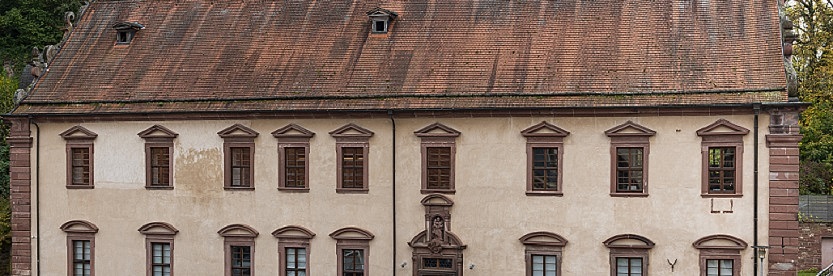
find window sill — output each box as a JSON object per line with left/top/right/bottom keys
{"left": 224, "top": 187, "right": 255, "bottom": 191}
{"left": 336, "top": 188, "right": 369, "bottom": 194}
{"left": 610, "top": 193, "right": 648, "bottom": 197}
{"left": 145, "top": 186, "right": 173, "bottom": 190}
{"left": 526, "top": 191, "right": 563, "bottom": 196}
{"left": 701, "top": 193, "right": 743, "bottom": 198}
{"left": 421, "top": 189, "right": 455, "bottom": 195}
{"left": 66, "top": 185, "right": 94, "bottom": 189}
{"left": 278, "top": 187, "right": 310, "bottom": 193}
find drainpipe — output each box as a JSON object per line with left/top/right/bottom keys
{"left": 388, "top": 110, "right": 397, "bottom": 275}
{"left": 752, "top": 104, "right": 760, "bottom": 276}
{"left": 29, "top": 116, "right": 40, "bottom": 276}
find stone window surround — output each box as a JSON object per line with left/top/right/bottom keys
{"left": 697, "top": 119, "right": 750, "bottom": 198}
{"left": 272, "top": 225, "right": 316, "bottom": 276}
{"left": 61, "top": 220, "right": 99, "bottom": 276}
{"left": 138, "top": 222, "right": 179, "bottom": 276}
{"left": 138, "top": 125, "right": 178, "bottom": 190}
{"left": 218, "top": 124, "right": 259, "bottom": 190}
{"left": 520, "top": 231, "right": 568, "bottom": 276}
{"left": 605, "top": 121, "right": 655, "bottom": 197}
{"left": 60, "top": 126, "right": 98, "bottom": 189}
{"left": 692, "top": 234, "right": 747, "bottom": 276}
{"left": 415, "top": 123, "right": 461, "bottom": 194}
{"left": 272, "top": 124, "right": 315, "bottom": 192}
{"left": 330, "top": 123, "right": 374, "bottom": 194}
{"left": 218, "top": 224, "right": 259, "bottom": 276}
{"left": 604, "top": 234, "right": 655, "bottom": 276}
{"left": 330, "top": 227, "right": 374, "bottom": 276}
{"left": 521, "top": 121, "right": 570, "bottom": 196}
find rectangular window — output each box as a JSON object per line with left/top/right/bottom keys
{"left": 73, "top": 240, "right": 92, "bottom": 276}
{"left": 151, "top": 242, "right": 171, "bottom": 276}
{"left": 422, "top": 258, "right": 453, "bottom": 269}
{"left": 708, "top": 147, "right": 735, "bottom": 193}
{"left": 616, "top": 257, "right": 643, "bottom": 276}
{"left": 341, "top": 147, "right": 364, "bottom": 189}
{"left": 230, "top": 246, "right": 251, "bottom": 276}
{"left": 284, "top": 147, "right": 307, "bottom": 188}
{"left": 150, "top": 147, "right": 170, "bottom": 187}
{"left": 706, "top": 259, "right": 733, "bottom": 276}
{"left": 616, "top": 147, "right": 644, "bottom": 192}
{"left": 230, "top": 147, "right": 251, "bottom": 187}
{"left": 342, "top": 249, "right": 365, "bottom": 276}
{"left": 426, "top": 147, "right": 452, "bottom": 190}
{"left": 531, "top": 255, "right": 557, "bottom": 276}
{"left": 285, "top": 248, "right": 307, "bottom": 276}
{"left": 71, "top": 148, "right": 91, "bottom": 186}
{"left": 531, "top": 148, "right": 559, "bottom": 191}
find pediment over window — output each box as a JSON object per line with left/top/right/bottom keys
{"left": 408, "top": 230, "right": 467, "bottom": 249}
{"left": 521, "top": 121, "right": 570, "bottom": 137}
{"left": 605, "top": 121, "right": 656, "bottom": 137}
{"left": 519, "top": 231, "right": 568, "bottom": 247}
{"left": 218, "top": 224, "right": 259, "bottom": 238}
{"left": 137, "top": 125, "right": 178, "bottom": 139}
{"left": 414, "top": 123, "right": 460, "bottom": 137}
{"left": 692, "top": 234, "right": 748, "bottom": 250}
{"left": 603, "top": 234, "right": 655, "bottom": 249}
{"left": 329, "top": 227, "right": 375, "bottom": 241}
{"left": 272, "top": 225, "right": 316, "bottom": 239}
{"left": 271, "top": 123, "right": 315, "bottom": 138}
{"left": 60, "top": 126, "right": 98, "bottom": 140}
{"left": 60, "top": 220, "right": 99, "bottom": 234}
{"left": 329, "top": 123, "right": 374, "bottom": 138}
{"left": 421, "top": 194, "right": 454, "bottom": 207}
{"left": 366, "top": 7, "right": 398, "bottom": 18}
{"left": 138, "top": 222, "right": 179, "bottom": 236}
{"left": 217, "top": 124, "right": 259, "bottom": 138}
{"left": 696, "top": 119, "right": 750, "bottom": 136}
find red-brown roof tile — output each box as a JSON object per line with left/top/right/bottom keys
{"left": 16, "top": 0, "right": 788, "bottom": 114}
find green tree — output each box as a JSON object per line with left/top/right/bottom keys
{"left": 0, "top": 0, "right": 83, "bottom": 75}
{"left": 787, "top": 0, "right": 833, "bottom": 194}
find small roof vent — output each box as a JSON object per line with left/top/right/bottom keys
{"left": 112, "top": 22, "right": 144, "bottom": 44}
{"left": 366, "top": 7, "right": 397, "bottom": 34}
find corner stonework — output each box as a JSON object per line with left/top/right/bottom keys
{"left": 766, "top": 108, "right": 802, "bottom": 276}
{"left": 5, "top": 118, "right": 32, "bottom": 276}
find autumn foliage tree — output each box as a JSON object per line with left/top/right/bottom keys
{"left": 786, "top": 0, "right": 833, "bottom": 194}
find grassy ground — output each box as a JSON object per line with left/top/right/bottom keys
{"left": 800, "top": 272, "right": 819, "bottom": 276}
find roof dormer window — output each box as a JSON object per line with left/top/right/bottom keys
{"left": 367, "top": 8, "right": 397, "bottom": 34}
{"left": 112, "top": 22, "right": 144, "bottom": 44}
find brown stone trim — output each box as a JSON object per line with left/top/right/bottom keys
{"left": 218, "top": 124, "right": 258, "bottom": 190}
{"left": 519, "top": 232, "right": 568, "bottom": 247}
{"left": 65, "top": 143, "right": 94, "bottom": 189}
{"left": 330, "top": 227, "right": 374, "bottom": 276}
{"left": 272, "top": 225, "right": 315, "bottom": 276}
{"left": 698, "top": 250, "right": 741, "bottom": 276}
{"left": 521, "top": 121, "right": 570, "bottom": 196}
{"left": 331, "top": 124, "right": 373, "bottom": 193}
{"left": 606, "top": 121, "right": 654, "bottom": 197}
{"left": 219, "top": 224, "right": 258, "bottom": 276}
{"left": 608, "top": 248, "right": 649, "bottom": 276}
{"left": 142, "top": 228, "right": 176, "bottom": 276}
{"left": 139, "top": 125, "right": 178, "bottom": 189}
{"left": 603, "top": 234, "right": 655, "bottom": 249}
{"left": 605, "top": 233, "right": 653, "bottom": 276}
{"left": 5, "top": 117, "right": 32, "bottom": 276}
{"left": 697, "top": 119, "right": 748, "bottom": 198}
{"left": 62, "top": 220, "right": 98, "bottom": 276}
{"left": 692, "top": 234, "right": 748, "bottom": 250}
{"left": 767, "top": 124, "right": 801, "bottom": 275}
{"left": 277, "top": 142, "right": 310, "bottom": 192}
{"left": 415, "top": 123, "right": 459, "bottom": 194}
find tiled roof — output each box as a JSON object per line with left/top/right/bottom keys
{"left": 16, "top": 0, "right": 788, "bottom": 114}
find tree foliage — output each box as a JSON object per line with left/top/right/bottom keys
{"left": 0, "top": 0, "right": 83, "bottom": 72}
{"left": 787, "top": 0, "right": 833, "bottom": 194}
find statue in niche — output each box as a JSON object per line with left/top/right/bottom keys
{"left": 427, "top": 216, "right": 445, "bottom": 254}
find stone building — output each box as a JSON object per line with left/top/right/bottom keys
{"left": 4, "top": 0, "right": 804, "bottom": 275}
